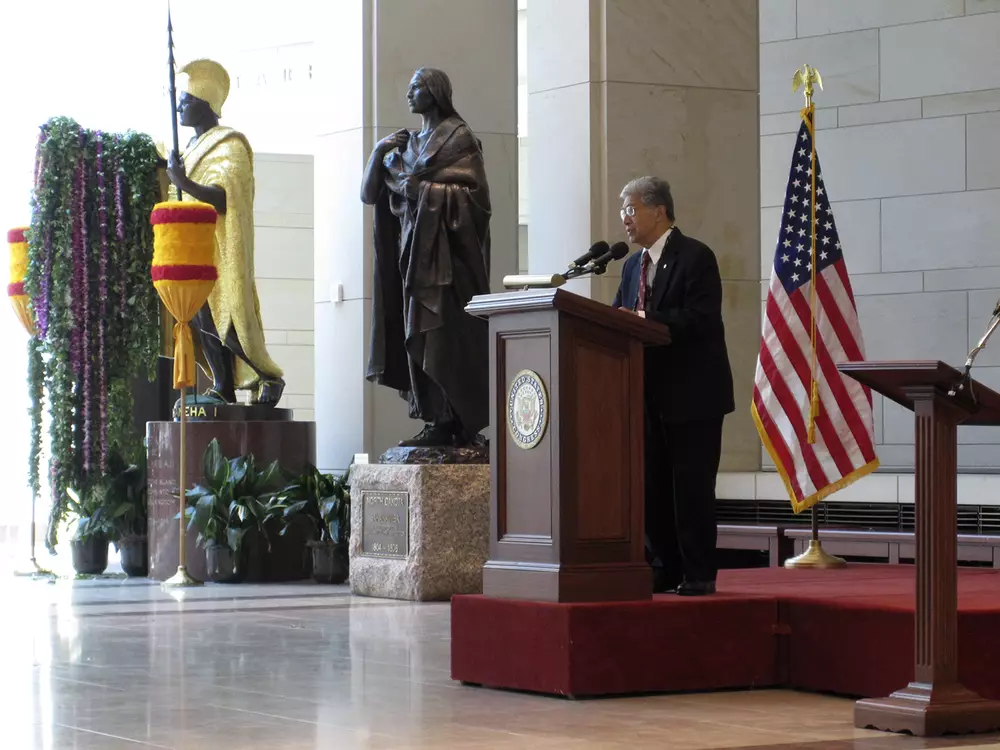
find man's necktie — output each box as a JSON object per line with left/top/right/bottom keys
{"left": 637, "top": 251, "right": 651, "bottom": 312}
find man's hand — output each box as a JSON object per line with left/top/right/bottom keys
{"left": 166, "top": 150, "right": 188, "bottom": 189}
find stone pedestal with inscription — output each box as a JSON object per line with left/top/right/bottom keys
{"left": 349, "top": 461, "right": 490, "bottom": 601}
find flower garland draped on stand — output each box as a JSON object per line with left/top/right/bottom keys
{"left": 25, "top": 116, "right": 162, "bottom": 553}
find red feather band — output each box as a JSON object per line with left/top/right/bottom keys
{"left": 150, "top": 206, "right": 218, "bottom": 226}
{"left": 151, "top": 265, "right": 218, "bottom": 282}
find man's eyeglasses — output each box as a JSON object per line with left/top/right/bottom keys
{"left": 619, "top": 205, "right": 636, "bottom": 219}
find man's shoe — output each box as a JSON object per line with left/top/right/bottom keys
{"left": 676, "top": 580, "right": 716, "bottom": 596}
{"left": 652, "top": 568, "right": 681, "bottom": 594}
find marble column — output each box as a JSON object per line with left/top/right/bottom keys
{"left": 313, "top": 0, "right": 518, "bottom": 471}
{"left": 527, "top": 0, "right": 761, "bottom": 470}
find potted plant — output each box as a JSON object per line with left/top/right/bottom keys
{"left": 65, "top": 486, "right": 112, "bottom": 575}
{"left": 276, "top": 464, "right": 352, "bottom": 584}
{"left": 104, "top": 453, "right": 149, "bottom": 577}
{"left": 183, "top": 439, "right": 286, "bottom": 582}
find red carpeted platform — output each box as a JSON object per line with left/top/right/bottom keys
{"left": 451, "top": 565, "right": 1000, "bottom": 699}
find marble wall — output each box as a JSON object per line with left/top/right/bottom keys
{"left": 254, "top": 154, "right": 314, "bottom": 421}
{"left": 759, "top": 0, "right": 1000, "bottom": 473}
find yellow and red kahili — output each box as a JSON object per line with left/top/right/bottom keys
{"left": 7, "top": 226, "right": 35, "bottom": 336}
{"left": 150, "top": 201, "right": 218, "bottom": 389}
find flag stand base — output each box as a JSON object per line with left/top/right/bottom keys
{"left": 784, "top": 507, "right": 846, "bottom": 569}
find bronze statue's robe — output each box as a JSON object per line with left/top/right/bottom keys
{"left": 367, "top": 116, "right": 491, "bottom": 436}
{"left": 173, "top": 126, "right": 283, "bottom": 389}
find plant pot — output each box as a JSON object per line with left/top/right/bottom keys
{"left": 118, "top": 536, "right": 148, "bottom": 577}
{"left": 71, "top": 533, "right": 109, "bottom": 575}
{"left": 206, "top": 543, "right": 242, "bottom": 583}
{"left": 310, "top": 542, "right": 349, "bottom": 584}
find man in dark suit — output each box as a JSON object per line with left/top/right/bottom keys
{"left": 612, "top": 176, "right": 735, "bottom": 596}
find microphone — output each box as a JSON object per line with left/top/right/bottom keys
{"left": 588, "top": 241, "right": 629, "bottom": 273}
{"left": 569, "top": 241, "right": 610, "bottom": 269}
{"left": 949, "top": 296, "right": 1000, "bottom": 401}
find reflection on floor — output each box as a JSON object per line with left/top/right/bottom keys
{"left": 3, "top": 574, "right": 1000, "bottom": 749}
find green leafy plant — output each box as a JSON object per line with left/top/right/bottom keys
{"left": 274, "top": 464, "right": 351, "bottom": 546}
{"left": 103, "top": 453, "right": 147, "bottom": 546}
{"left": 183, "top": 439, "right": 286, "bottom": 562}
{"left": 64, "top": 486, "right": 112, "bottom": 542}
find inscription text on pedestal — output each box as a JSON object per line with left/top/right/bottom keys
{"left": 361, "top": 490, "right": 410, "bottom": 559}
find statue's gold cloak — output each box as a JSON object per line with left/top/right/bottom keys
{"left": 173, "top": 126, "right": 282, "bottom": 388}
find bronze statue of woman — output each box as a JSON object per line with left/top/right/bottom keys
{"left": 361, "top": 68, "right": 491, "bottom": 448}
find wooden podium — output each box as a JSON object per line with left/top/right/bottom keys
{"left": 465, "top": 288, "right": 669, "bottom": 603}
{"left": 839, "top": 361, "right": 1000, "bottom": 736}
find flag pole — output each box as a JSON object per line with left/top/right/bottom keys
{"left": 783, "top": 63, "right": 846, "bottom": 571}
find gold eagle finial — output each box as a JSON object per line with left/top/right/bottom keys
{"left": 792, "top": 64, "right": 823, "bottom": 104}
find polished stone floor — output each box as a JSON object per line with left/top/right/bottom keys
{"left": 3, "top": 568, "right": 1000, "bottom": 749}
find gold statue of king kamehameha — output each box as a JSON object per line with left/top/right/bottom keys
{"left": 164, "top": 58, "right": 284, "bottom": 406}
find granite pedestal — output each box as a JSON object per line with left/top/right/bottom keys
{"left": 349, "top": 459, "right": 490, "bottom": 601}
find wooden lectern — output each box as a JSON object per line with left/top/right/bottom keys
{"left": 466, "top": 288, "right": 670, "bottom": 603}
{"left": 839, "top": 361, "right": 1000, "bottom": 736}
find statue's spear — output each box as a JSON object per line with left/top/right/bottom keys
{"left": 167, "top": 0, "right": 183, "bottom": 199}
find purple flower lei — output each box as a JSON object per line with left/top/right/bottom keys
{"left": 114, "top": 135, "right": 126, "bottom": 319}
{"left": 79, "top": 128, "right": 93, "bottom": 474}
{"left": 32, "top": 129, "right": 53, "bottom": 338}
{"left": 96, "top": 131, "right": 109, "bottom": 473}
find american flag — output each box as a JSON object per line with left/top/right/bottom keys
{"left": 752, "top": 110, "right": 879, "bottom": 513}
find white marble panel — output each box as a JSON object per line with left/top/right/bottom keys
{"left": 855, "top": 291, "right": 969, "bottom": 363}
{"left": 374, "top": 0, "right": 517, "bottom": 135}
{"left": 759, "top": 132, "right": 796, "bottom": 208}
{"left": 955, "top": 474, "right": 1000, "bottom": 506}
{"left": 925, "top": 267, "right": 1000, "bottom": 292}
{"left": 287, "top": 330, "right": 315, "bottom": 346}
{"left": 605, "top": 0, "right": 757, "bottom": 91}
{"left": 254, "top": 226, "right": 313, "bottom": 280}
{"left": 968, "top": 112, "right": 1000, "bottom": 190}
{"left": 314, "top": 299, "right": 369, "bottom": 471}
{"left": 837, "top": 99, "right": 922, "bottom": 128}
{"left": 882, "top": 400, "right": 914, "bottom": 445}
{"left": 716, "top": 471, "right": 756, "bottom": 500}
{"left": 760, "top": 108, "right": 837, "bottom": 136}
{"left": 795, "top": 0, "right": 963, "bottom": 37}
{"left": 776, "top": 117, "right": 965, "bottom": 204}
{"left": 811, "top": 473, "right": 899, "bottom": 505}
{"left": 875, "top": 444, "right": 914, "bottom": 471}
{"left": 606, "top": 84, "right": 759, "bottom": 282}
{"left": 527, "top": 83, "right": 596, "bottom": 273}
{"left": 256, "top": 279, "right": 313, "bottom": 330}
{"left": 880, "top": 13, "right": 1000, "bottom": 100}
{"left": 527, "top": 0, "right": 593, "bottom": 93}
{"left": 923, "top": 89, "right": 1000, "bottom": 118}
{"left": 759, "top": 31, "right": 878, "bottom": 114}
{"left": 759, "top": 0, "right": 796, "bottom": 43}
{"left": 253, "top": 155, "right": 314, "bottom": 216}
{"left": 958, "top": 445, "right": 1000, "bottom": 470}
{"left": 967, "top": 0, "right": 1000, "bottom": 12}
{"left": 848, "top": 272, "right": 923, "bottom": 296}
{"left": 882, "top": 190, "right": 1000, "bottom": 272}
{"left": 314, "top": 128, "right": 371, "bottom": 303}
{"left": 313, "top": 0, "right": 368, "bottom": 135}
{"left": 266, "top": 344, "right": 314, "bottom": 396}
{"left": 264, "top": 330, "right": 288, "bottom": 345}
{"left": 965, "top": 0, "right": 1000, "bottom": 11}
